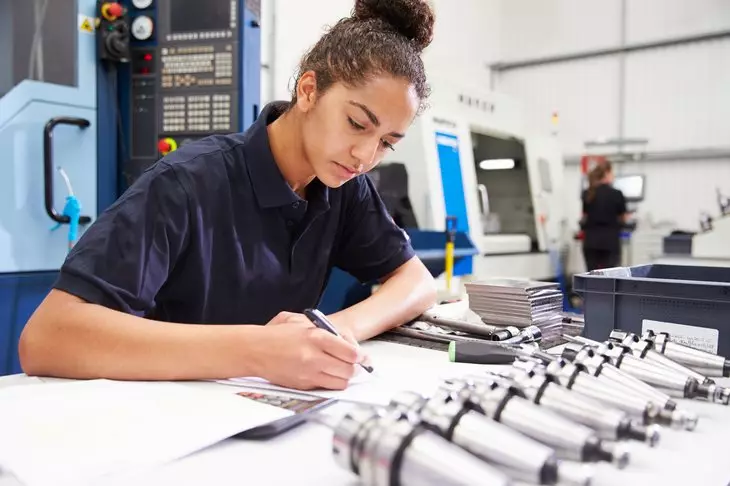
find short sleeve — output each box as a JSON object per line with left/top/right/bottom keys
{"left": 53, "top": 162, "right": 190, "bottom": 315}
{"left": 334, "top": 176, "right": 416, "bottom": 283}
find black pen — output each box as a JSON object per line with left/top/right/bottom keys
{"left": 303, "top": 308, "right": 374, "bottom": 373}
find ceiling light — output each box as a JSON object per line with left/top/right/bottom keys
{"left": 479, "top": 159, "right": 515, "bottom": 170}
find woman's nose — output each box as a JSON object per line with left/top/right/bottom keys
{"left": 351, "top": 138, "right": 380, "bottom": 168}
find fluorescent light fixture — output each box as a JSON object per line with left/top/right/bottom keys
{"left": 479, "top": 158, "right": 515, "bottom": 170}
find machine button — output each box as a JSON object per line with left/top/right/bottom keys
{"left": 157, "top": 138, "right": 178, "bottom": 155}
{"left": 132, "top": 0, "right": 154, "bottom": 9}
{"left": 131, "top": 15, "right": 154, "bottom": 41}
{"left": 101, "top": 2, "right": 124, "bottom": 21}
{"left": 292, "top": 202, "right": 299, "bottom": 209}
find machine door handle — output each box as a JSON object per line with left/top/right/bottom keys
{"left": 477, "top": 184, "right": 490, "bottom": 215}
{"left": 43, "top": 117, "right": 93, "bottom": 225}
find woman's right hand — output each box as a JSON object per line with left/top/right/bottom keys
{"left": 255, "top": 311, "right": 364, "bottom": 391}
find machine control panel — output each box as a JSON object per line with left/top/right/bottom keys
{"left": 158, "top": 43, "right": 236, "bottom": 133}
{"left": 123, "top": 0, "right": 249, "bottom": 187}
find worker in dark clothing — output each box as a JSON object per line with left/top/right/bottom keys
{"left": 19, "top": 0, "right": 437, "bottom": 391}
{"left": 581, "top": 162, "right": 628, "bottom": 271}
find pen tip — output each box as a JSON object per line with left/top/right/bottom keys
{"left": 361, "top": 364, "right": 374, "bottom": 373}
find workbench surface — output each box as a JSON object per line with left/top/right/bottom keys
{"left": 1, "top": 340, "right": 729, "bottom": 486}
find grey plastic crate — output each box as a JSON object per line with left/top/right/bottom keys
{"left": 573, "top": 264, "right": 730, "bottom": 356}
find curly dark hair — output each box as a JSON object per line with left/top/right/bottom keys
{"left": 290, "top": 0, "right": 435, "bottom": 113}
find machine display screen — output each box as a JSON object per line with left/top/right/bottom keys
{"left": 614, "top": 174, "right": 645, "bottom": 202}
{"left": 170, "top": 0, "right": 233, "bottom": 33}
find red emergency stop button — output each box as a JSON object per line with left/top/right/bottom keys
{"left": 158, "top": 138, "right": 178, "bottom": 155}
{"left": 101, "top": 2, "right": 123, "bottom": 21}
{"left": 108, "top": 3, "right": 123, "bottom": 16}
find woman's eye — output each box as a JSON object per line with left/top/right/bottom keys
{"left": 381, "top": 140, "right": 395, "bottom": 151}
{"left": 348, "top": 117, "right": 365, "bottom": 130}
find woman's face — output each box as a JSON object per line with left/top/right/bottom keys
{"left": 296, "top": 73, "right": 420, "bottom": 188}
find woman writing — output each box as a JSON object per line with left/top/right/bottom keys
{"left": 19, "top": 0, "right": 438, "bottom": 391}
{"left": 581, "top": 162, "right": 629, "bottom": 271}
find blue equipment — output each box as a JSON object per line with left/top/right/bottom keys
{"left": 0, "top": 0, "right": 261, "bottom": 375}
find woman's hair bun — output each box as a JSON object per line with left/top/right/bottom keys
{"left": 353, "top": 0, "right": 435, "bottom": 52}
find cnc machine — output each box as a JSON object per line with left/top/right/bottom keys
{"left": 381, "top": 77, "right": 566, "bottom": 284}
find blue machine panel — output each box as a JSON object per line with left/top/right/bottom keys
{"left": 0, "top": 1, "right": 99, "bottom": 273}
{"left": 0, "top": 104, "right": 97, "bottom": 273}
{"left": 435, "top": 131, "right": 473, "bottom": 275}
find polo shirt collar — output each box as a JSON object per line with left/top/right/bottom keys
{"left": 244, "top": 102, "right": 329, "bottom": 211}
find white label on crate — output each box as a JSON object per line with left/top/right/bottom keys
{"left": 642, "top": 319, "right": 719, "bottom": 354}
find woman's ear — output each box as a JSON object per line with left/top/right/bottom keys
{"left": 296, "top": 71, "right": 318, "bottom": 113}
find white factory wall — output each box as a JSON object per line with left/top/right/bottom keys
{"left": 494, "top": 0, "right": 730, "bottom": 234}
{"left": 499, "top": 1, "right": 623, "bottom": 62}
{"left": 260, "top": 0, "right": 502, "bottom": 105}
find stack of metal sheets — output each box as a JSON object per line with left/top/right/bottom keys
{"left": 464, "top": 278, "right": 566, "bottom": 344}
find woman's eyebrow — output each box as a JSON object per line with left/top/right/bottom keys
{"left": 348, "top": 100, "right": 405, "bottom": 137}
{"left": 348, "top": 100, "right": 380, "bottom": 126}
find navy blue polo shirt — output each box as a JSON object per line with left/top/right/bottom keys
{"left": 53, "top": 102, "right": 415, "bottom": 325}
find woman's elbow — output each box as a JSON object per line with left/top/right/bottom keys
{"left": 18, "top": 314, "right": 46, "bottom": 376}
{"left": 416, "top": 264, "right": 438, "bottom": 309}
{"left": 18, "top": 291, "right": 77, "bottom": 376}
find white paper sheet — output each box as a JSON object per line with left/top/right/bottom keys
{"left": 215, "top": 341, "right": 506, "bottom": 406}
{"left": 216, "top": 366, "right": 407, "bottom": 405}
{"left": 217, "top": 372, "right": 483, "bottom": 405}
{"left": 0, "top": 379, "right": 292, "bottom": 486}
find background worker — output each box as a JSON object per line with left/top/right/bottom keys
{"left": 581, "top": 162, "right": 629, "bottom": 271}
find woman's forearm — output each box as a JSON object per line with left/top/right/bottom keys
{"left": 330, "top": 257, "right": 437, "bottom": 341}
{"left": 19, "top": 290, "right": 266, "bottom": 381}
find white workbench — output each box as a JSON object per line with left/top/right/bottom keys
{"left": 1, "top": 340, "right": 730, "bottom": 486}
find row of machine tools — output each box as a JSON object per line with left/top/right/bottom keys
{"left": 318, "top": 329, "right": 730, "bottom": 485}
